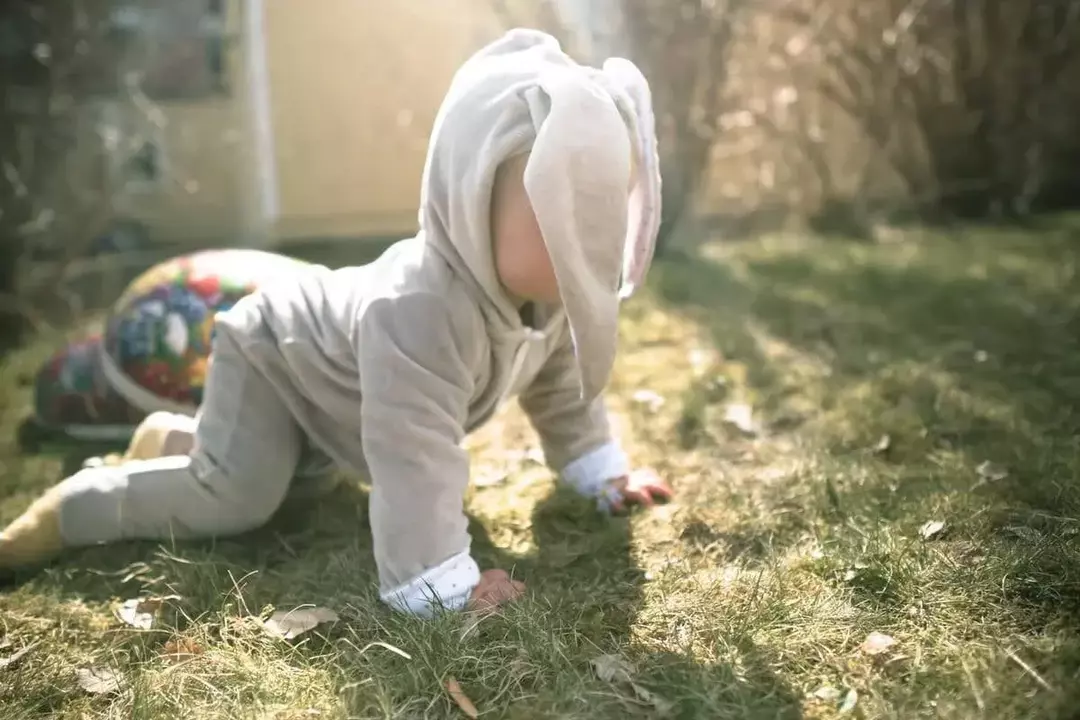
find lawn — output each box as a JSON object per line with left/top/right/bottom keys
{"left": 2, "top": 221, "right": 1079, "bottom": 719}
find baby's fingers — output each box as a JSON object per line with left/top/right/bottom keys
{"left": 625, "top": 487, "right": 656, "bottom": 507}
{"left": 644, "top": 479, "right": 674, "bottom": 500}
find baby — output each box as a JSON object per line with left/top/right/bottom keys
{"left": 0, "top": 29, "right": 671, "bottom": 615}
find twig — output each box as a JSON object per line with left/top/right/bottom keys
{"left": 1005, "top": 648, "right": 1053, "bottom": 692}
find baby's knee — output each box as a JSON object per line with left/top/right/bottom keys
{"left": 189, "top": 453, "right": 290, "bottom": 534}
{"left": 127, "top": 412, "right": 196, "bottom": 460}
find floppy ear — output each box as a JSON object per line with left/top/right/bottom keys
{"left": 602, "top": 58, "right": 662, "bottom": 299}
{"left": 521, "top": 68, "right": 633, "bottom": 400}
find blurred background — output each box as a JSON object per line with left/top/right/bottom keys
{"left": 1, "top": 0, "right": 1079, "bottom": 348}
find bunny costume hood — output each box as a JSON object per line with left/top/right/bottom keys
{"left": 421, "top": 28, "right": 661, "bottom": 400}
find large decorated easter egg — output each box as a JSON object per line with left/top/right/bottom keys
{"left": 31, "top": 248, "right": 309, "bottom": 443}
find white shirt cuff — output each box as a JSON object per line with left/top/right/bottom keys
{"left": 379, "top": 551, "right": 481, "bottom": 617}
{"left": 560, "top": 441, "right": 630, "bottom": 507}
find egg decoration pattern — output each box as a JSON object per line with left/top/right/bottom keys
{"left": 32, "top": 248, "right": 309, "bottom": 440}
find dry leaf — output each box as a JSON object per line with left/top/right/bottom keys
{"left": 631, "top": 389, "right": 665, "bottom": 411}
{"left": 839, "top": 688, "right": 858, "bottom": 713}
{"left": 631, "top": 682, "right": 673, "bottom": 715}
{"left": 0, "top": 640, "right": 39, "bottom": 670}
{"left": 976, "top": 461, "right": 1008, "bottom": 482}
{"left": 592, "top": 653, "right": 635, "bottom": 684}
{"left": 860, "top": 631, "right": 897, "bottom": 655}
{"left": 723, "top": 403, "right": 758, "bottom": 436}
{"left": 445, "top": 676, "right": 479, "bottom": 719}
{"left": 592, "top": 654, "right": 669, "bottom": 713}
{"left": 919, "top": 520, "right": 946, "bottom": 540}
{"left": 115, "top": 595, "right": 179, "bottom": 630}
{"left": 75, "top": 666, "right": 121, "bottom": 694}
{"left": 812, "top": 686, "right": 841, "bottom": 701}
{"left": 263, "top": 606, "right": 340, "bottom": 640}
{"left": 1005, "top": 525, "right": 1042, "bottom": 543}
{"left": 160, "top": 636, "right": 204, "bottom": 663}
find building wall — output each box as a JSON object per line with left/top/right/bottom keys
{"left": 264, "top": 0, "right": 503, "bottom": 241}
{"left": 102, "top": 0, "right": 262, "bottom": 249}
{"left": 97, "top": 0, "right": 505, "bottom": 249}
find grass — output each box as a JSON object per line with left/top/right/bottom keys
{"left": 2, "top": 219, "right": 1080, "bottom": 718}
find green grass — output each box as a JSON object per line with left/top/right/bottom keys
{"left": 2, "top": 220, "right": 1080, "bottom": 718}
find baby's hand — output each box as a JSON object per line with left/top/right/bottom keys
{"left": 604, "top": 468, "right": 673, "bottom": 514}
{"left": 468, "top": 569, "right": 526, "bottom": 612}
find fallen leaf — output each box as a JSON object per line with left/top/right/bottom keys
{"left": 723, "top": 403, "right": 758, "bottom": 435}
{"left": 160, "top": 636, "right": 204, "bottom": 663}
{"left": 75, "top": 666, "right": 121, "bottom": 694}
{"left": 976, "top": 461, "right": 1008, "bottom": 482}
{"left": 631, "top": 389, "right": 665, "bottom": 411}
{"left": 263, "top": 606, "right": 339, "bottom": 640}
{"left": 919, "top": 520, "right": 946, "bottom": 540}
{"left": 592, "top": 653, "right": 635, "bottom": 684}
{"left": 115, "top": 595, "right": 179, "bottom": 630}
{"left": 873, "top": 434, "right": 891, "bottom": 453}
{"left": 631, "top": 682, "right": 674, "bottom": 715}
{"left": 812, "top": 685, "right": 841, "bottom": 701}
{"left": 0, "top": 640, "right": 39, "bottom": 670}
{"left": 1005, "top": 525, "right": 1043, "bottom": 543}
{"left": 860, "top": 631, "right": 897, "bottom": 656}
{"left": 444, "top": 676, "right": 478, "bottom": 719}
{"left": 839, "top": 688, "right": 858, "bottom": 713}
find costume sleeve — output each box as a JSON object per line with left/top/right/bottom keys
{"left": 518, "top": 331, "right": 630, "bottom": 509}
{"left": 357, "top": 293, "right": 482, "bottom": 616}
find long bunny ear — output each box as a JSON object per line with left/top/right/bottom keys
{"left": 602, "top": 58, "right": 662, "bottom": 299}
{"left": 522, "top": 68, "right": 633, "bottom": 401}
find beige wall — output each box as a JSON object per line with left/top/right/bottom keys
{"left": 99, "top": 0, "right": 506, "bottom": 249}
{"left": 108, "top": 100, "right": 256, "bottom": 246}
{"left": 264, "top": 0, "right": 504, "bottom": 241}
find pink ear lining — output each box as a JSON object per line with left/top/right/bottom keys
{"left": 603, "top": 58, "right": 661, "bottom": 298}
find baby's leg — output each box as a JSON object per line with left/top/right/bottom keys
{"left": 87, "top": 414, "right": 338, "bottom": 500}
{"left": 125, "top": 411, "right": 197, "bottom": 460}
{"left": 0, "top": 332, "right": 304, "bottom": 569}
{"left": 83, "top": 411, "right": 196, "bottom": 469}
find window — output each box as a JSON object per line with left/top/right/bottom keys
{"left": 100, "top": 103, "right": 168, "bottom": 194}
{"left": 85, "top": 0, "right": 233, "bottom": 100}
{"left": 127, "top": 139, "right": 163, "bottom": 186}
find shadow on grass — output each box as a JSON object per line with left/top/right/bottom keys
{"left": 2, "top": 450, "right": 803, "bottom": 718}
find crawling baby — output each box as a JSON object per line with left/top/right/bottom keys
{"left": 0, "top": 29, "right": 671, "bottom": 615}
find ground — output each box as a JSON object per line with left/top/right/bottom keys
{"left": 2, "top": 221, "right": 1079, "bottom": 719}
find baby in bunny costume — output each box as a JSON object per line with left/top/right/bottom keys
{"left": 0, "top": 29, "right": 671, "bottom": 615}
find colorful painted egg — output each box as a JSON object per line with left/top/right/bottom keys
{"left": 32, "top": 248, "right": 309, "bottom": 442}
